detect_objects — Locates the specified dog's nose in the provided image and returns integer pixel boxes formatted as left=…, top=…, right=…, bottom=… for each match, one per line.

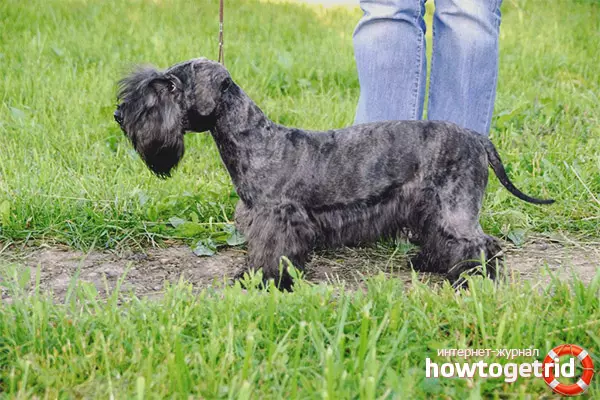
left=114, top=108, right=123, bottom=125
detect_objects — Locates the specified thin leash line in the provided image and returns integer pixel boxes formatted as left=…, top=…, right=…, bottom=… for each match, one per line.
left=218, top=0, right=224, bottom=64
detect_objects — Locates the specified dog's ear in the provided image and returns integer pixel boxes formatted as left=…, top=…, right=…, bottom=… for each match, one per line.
left=149, top=74, right=182, bottom=96
left=193, top=60, right=231, bottom=116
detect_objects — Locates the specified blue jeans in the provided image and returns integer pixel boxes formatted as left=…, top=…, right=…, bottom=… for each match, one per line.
left=353, top=0, right=503, bottom=135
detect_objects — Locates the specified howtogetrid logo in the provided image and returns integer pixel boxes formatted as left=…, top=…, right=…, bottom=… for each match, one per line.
left=542, top=344, right=595, bottom=396
left=426, top=344, right=596, bottom=397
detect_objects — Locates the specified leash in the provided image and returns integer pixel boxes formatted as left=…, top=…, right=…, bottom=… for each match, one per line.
left=218, top=0, right=224, bottom=64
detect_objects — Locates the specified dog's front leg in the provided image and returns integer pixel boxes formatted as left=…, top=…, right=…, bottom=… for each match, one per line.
left=242, top=203, right=316, bottom=291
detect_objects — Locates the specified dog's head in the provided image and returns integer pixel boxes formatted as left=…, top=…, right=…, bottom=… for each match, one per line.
left=115, top=58, right=231, bottom=177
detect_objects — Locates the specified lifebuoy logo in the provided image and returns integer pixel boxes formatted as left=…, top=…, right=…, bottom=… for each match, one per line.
left=426, top=344, right=596, bottom=396
left=542, top=344, right=595, bottom=396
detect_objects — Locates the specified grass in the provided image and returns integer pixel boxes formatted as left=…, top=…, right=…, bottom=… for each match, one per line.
left=0, top=0, right=599, bottom=248
left=1, top=267, right=599, bottom=398
left=1, top=0, right=600, bottom=398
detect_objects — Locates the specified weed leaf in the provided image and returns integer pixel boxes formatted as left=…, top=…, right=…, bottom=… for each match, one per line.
left=226, top=227, right=246, bottom=246
left=193, top=239, right=216, bottom=257
left=168, top=216, right=186, bottom=228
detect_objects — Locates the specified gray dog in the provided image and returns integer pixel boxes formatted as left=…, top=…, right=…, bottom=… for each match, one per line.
left=114, top=58, right=553, bottom=290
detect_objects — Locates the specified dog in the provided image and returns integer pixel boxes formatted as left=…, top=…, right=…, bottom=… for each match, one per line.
left=114, top=58, right=553, bottom=290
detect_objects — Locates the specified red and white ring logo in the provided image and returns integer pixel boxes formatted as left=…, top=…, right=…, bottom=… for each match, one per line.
left=542, top=344, right=595, bottom=396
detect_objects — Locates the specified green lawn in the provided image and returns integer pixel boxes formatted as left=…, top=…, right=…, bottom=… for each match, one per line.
left=1, top=267, right=599, bottom=398
left=1, top=0, right=599, bottom=398
left=1, top=0, right=599, bottom=247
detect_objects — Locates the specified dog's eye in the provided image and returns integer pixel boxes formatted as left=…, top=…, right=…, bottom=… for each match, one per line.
left=168, top=82, right=176, bottom=93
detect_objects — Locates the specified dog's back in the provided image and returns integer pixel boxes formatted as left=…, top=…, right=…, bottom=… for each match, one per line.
left=259, top=120, right=485, bottom=208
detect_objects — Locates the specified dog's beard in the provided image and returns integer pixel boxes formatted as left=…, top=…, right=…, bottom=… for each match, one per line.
left=135, top=131, right=184, bottom=178
left=119, top=89, right=185, bottom=178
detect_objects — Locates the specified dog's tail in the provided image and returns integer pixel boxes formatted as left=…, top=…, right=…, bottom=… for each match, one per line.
left=481, top=138, right=555, bottom=205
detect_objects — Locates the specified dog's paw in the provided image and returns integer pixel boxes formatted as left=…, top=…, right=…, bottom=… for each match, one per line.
left=232, top=268, right=257, bottom=290
left=447, top=258, right=502, bottom=289
left=232, top=268, right=295, bottom=292
left=447, top=260, right=480, bottom=288
left=409, top=252, right=439, bottom=273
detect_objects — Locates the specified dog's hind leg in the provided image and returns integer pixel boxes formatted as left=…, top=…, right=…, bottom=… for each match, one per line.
left=242, top=203, right=316, bottom=291
left=440, top=234, right=503, bottom=282
left=409, top=185, right=503, bottom=280
left=411, top=226, right=503, bottom=281
left=451, top=235, right=503, bottom=282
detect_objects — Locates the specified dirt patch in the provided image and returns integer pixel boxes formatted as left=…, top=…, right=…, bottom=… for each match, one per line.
left=0, top=237, right=598, bottom=301
left=504, top=237, right=599, bottom=284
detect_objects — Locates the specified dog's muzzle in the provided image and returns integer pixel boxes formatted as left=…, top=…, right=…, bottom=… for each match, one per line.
left=114, top=107, right=124, bottom=125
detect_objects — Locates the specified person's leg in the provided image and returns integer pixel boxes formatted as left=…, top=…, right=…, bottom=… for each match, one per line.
left=427, top=0, right=502, bottom=135
left=353, top=0, right=427, bottom=124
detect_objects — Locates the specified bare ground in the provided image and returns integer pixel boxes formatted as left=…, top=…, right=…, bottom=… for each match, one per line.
left=0, top=236, right=598, bottom=301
